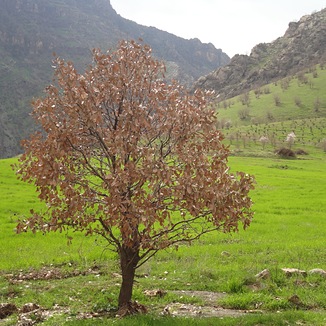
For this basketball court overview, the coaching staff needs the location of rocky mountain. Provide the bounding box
[0,0,229,158]
[195,8,326,100]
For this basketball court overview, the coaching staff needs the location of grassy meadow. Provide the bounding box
[1,64,326,325]
[1,152,326,325]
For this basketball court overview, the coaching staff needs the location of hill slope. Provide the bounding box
[0,0,229,158]
[214,64,326,156]
[195,8,326,99]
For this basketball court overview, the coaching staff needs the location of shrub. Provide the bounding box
[295,149,308,155]
[275,148,296,158]
[238,108,250,120]
[273,94,281,107]
[294,96,302,107]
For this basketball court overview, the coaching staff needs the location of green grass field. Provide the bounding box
[1,64,326,325]
[1,151,326,325]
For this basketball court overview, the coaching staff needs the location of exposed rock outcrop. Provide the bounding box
[195,8,326,99]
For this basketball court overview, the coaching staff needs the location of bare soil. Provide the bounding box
[1,268,258,322]
[165,290,256,318]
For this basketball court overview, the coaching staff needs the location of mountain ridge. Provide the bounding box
[0,0,229,158]
[195,8,326,99]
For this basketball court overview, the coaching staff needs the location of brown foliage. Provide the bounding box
[14,40,254,311]
[275,148,296,158]
[295,149,308,155]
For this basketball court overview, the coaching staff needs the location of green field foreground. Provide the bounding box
[0,154,326,325]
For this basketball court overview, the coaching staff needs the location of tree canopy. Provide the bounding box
[15,40,255,314]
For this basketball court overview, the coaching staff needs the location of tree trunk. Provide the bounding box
[118,245,140,309]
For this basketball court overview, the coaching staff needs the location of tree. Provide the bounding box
[273,94,281,107]
[294,96,302,108]
[254,88,261,99]
[318,138,326,152]
[259,135,269,150]
[286,131,296,149]
[238,107,250,120]
[314,97,321,112]
[239,92,250,107]
[14,40,255,315]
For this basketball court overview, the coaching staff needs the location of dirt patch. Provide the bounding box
[4,265,102,283]
[162,302,246,318]
[2,268,259,321]
[0,302,69,325]
[0,303,18,319]
[165,290,254,318]
[172,290,227,304]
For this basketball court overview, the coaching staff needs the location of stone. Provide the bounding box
[255,269,270,279]
[281,268,307,277]
[143,289,166,298]
[308,268,326,277]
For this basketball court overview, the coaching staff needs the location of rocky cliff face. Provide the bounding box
[0,0,229,158]
[195,8,326,99]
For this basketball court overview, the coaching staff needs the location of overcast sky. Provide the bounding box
[110,0,325,58]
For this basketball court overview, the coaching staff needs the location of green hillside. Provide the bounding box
[215,64,326,154]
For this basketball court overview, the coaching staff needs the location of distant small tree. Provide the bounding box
[286,131,296,149]
[14,40,255,315]
[319,138,326,152]
[297,72,308,85]
[224,119,232,129]
[266,111,274,122]
[314,97,321,112]
[281,77,291,91]
[242,134,248,148]
[254,88,261,99]
[294,96,302,107]
[259,136,269,150]
[239,92,251,107]
[263,86,270,94]
[238,107,250,120]
[269,133,277,148]
[227,133,235,145]
[308,66,318,78]
[273,94,281,107]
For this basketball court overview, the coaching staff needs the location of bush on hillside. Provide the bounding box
[295,149,308,155]
[275,148,296,158]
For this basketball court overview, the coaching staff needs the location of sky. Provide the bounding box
[110,0,325,58]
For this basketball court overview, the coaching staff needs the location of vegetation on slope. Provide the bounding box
[215,64,326,154]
